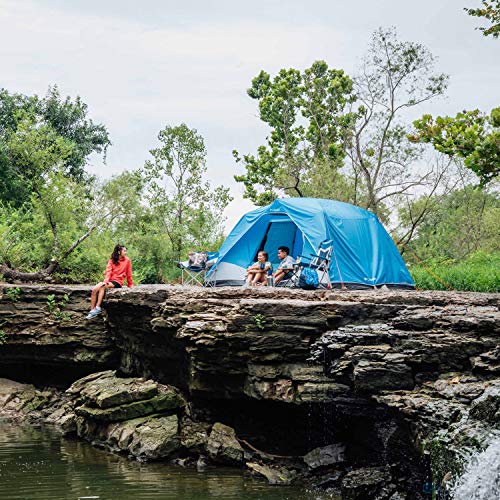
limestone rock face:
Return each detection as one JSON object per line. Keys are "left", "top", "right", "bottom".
{"left": 207, "top": 422, "right": 245, "bottom": 464}
{"left": 0, "top": 285, "right": 119, "bottom": 384}
{"left": 0, "top": 285, "right": 499, "bottom": 496}
{"left": 469, "top": 383, "right": 500, "bottom": 425}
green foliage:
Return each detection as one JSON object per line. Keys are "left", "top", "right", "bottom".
{"left": 410, "top": 108, "right": 500, "bottom": 184}
{"left": 5, "top": 287, "right": 21, "bottom": 302}
{"left": 234, "top": 60, "right": 357, "bottom": 205}
{"left": 0, "top": 86, "right": 110, "bottom": 207}
{"left": 46, "top": 293, "right": 71, "bottom": 321}
{"left": 143, "top": 123, "right": 231, "bottom": 267}
{"left": 0, "top": 329, "right": 6, "bottom": 345}
{"left": 251, "top": 313, "right": 267, "bottom": 330}
{"left": 398, "top": 186, "right": 499, "bottom": 261}
{"left": 46, "top": 294, "right": 57, "bottom": 313}
{"left": 465, "top": 0, "right": 500, "bottom": 38}
{"left": 0, "top": 172, "right": 88, "bottom": 266}
{"left": 409, "top": 251, "right": 500, "bottom": 292}
{"left": 247, "top": 313, "right": 278, "bottom": 331}
{"left": 0, "top": 167, "right": 148, "bottom": 283}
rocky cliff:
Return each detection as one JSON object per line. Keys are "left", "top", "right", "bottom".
{"left": 0, "top": 284, "right": 498, "bottom": 499}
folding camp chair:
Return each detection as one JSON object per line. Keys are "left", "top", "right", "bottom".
{"left": 176, "top": 251, "right": 218, "bottom": 287}
{"left": 293, "top": 240, "right": 333, "bottom": 289}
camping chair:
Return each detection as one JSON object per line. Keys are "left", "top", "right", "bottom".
{"left": 293, "top": 240, "right": 333, "bottom": 289}
{"left": 176, "top": 251, "right": 218, "bottom": 287}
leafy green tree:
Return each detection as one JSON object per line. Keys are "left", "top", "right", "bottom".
{"left": 143, "top": 123, "right": 231, "bottom": 265}
{"left": 0, "top": 86, "right": 110, "bottom": 206}
{"left": 0, "top": 169, "right": 144, "bottom": 282}
{"left": 234, "top": 61, "right": 357, "bottom": 205}
{"left": 465, "top": 0, "right": 500, "bottom": 38}
{"left": 398, "top": 185, "right": 499, "bottom": 261}
{"left": 409, "top": 108, "right": 500, "bottom": 184}
{"left": 345, "top": 28, "right": 449, "bottom": 218}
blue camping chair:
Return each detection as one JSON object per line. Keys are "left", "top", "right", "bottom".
{"left": 294, "top": 240, "right": 334, "bottom": 289}
{"left": 176, "top": 251, "right": 218, "bottom": 287}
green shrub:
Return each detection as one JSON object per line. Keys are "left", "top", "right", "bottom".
{"left": 5, "top": 287, "right": 21, "bottom": 302}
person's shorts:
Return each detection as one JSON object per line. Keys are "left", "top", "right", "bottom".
{"left": 109, "top": 281, "right": 122, "bottom": 288}
{"left": 278, "top": 268, "right": 294, "bottom": 279}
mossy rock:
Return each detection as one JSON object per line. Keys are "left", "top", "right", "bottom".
{"left": 75, "top": 373, "right": 159, "bottom": 409}
{"left": 75, "top": 388, "right": 185, "bottom": 422}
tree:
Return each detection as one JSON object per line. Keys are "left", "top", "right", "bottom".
{"left": 0, "top": 86, "right": 111, "bottom": 206}
{"left": 345, "top": 28, "right": 449, "bottom": 218}
{"left": 465, "top": 0, "right": 500, "bottom": 38}
{"left": 234, "top": 61, "right": 357, "bottom": 205}
{"left": 0, "top": 168, "right": 143, "bottom": 282}
{"left": 409, "top": 107, "right": 500, "bottom": 184}
{"left": 398, "top": 184, "right": 499, "bottom": 261}
{"left": 143, "top": 124, "right": 231, "bottom": 264}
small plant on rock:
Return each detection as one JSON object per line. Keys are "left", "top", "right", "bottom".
{"left": 5, "top": 287, "right": 21, "bottom": 302}
{"left": 245, "top": 313, "right": 278, "bottom": 332}
{"left": 252, "top": 313, "right": 267, "bottom": 330}
{"left": 47, "top": 293, "right": 71, "bottom": 321}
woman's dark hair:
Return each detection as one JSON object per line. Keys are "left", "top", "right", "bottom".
{"left": 258, "top": 250, "right": 268, "bottom": 260}
{"left": 111, "top": 244, "right": 126, "bottom": 265}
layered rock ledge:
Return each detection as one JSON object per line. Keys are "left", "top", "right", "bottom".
{"left": 0, "top": 285, "right": 498, "bottom": 499}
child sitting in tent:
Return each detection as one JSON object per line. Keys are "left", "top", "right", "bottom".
{"left": 246, "top": 250, "right": 272, "bottom": 287}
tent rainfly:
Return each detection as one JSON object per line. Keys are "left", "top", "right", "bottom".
{"left": 205, "top": 198, "right": 415, "bottom": 289}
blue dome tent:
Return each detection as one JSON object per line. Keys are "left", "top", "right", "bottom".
{"left": 205, "top": 198, "right": 414, "bottom": 289}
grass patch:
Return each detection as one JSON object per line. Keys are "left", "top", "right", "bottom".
{"left": 409, "top": 252, "right": 500, "bottom": 292}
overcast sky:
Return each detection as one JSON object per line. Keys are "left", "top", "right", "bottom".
{"left": 1, "top": 0, "right": 498, "bottom": 229}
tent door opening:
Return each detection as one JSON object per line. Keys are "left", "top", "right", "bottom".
{"left": 255, "top": 219, "right": 302, "bottom": 268}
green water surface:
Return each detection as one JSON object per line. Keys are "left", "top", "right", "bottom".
{"left": 0, "top": 421, "right": 338, "bottom": 500}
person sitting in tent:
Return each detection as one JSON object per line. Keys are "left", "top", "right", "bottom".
{"left": 246, "top": 250, "right": 272, "bottom": 287}
{"left": 273, "top": 246, "right": 295, "bottom": 285}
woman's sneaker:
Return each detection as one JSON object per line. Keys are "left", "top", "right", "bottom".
{"left": 86, "top": 307, "right": 102, "bottom": 319}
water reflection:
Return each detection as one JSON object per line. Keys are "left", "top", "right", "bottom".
{"left": 0, "top": 421, "right": 338, "bottom": 499}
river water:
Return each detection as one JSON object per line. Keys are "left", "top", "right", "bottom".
{"left": 0, "top": 421, "right": 337, "bottom": 500}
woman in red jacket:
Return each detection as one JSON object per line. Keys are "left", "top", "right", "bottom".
{"left": 86, "top": 244, "right": 133, "bottom": 319}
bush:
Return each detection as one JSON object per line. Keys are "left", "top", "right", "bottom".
{"left": 409, "top": 252, "right": 500, "bottom": 292}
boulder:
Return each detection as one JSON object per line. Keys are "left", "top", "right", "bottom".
{"left": 246, "top": 462, "right": 297, "bottom": 485}
{"left": 79, "top": 413, "right": 180, "bottom": 460}
{"left": 303, "top": 443, "right": 346, "bottom": 469}
{"left": 128, "top": 414, "right": 180, "bottom": 459}
{"left": 75, "top": 386, "right": 185, "bottom": 422}
{"left": 80, "top": 375, "right": 159, "bottom": 409}
{"left": 207, "top": 422, "right": 244, "bottom": 464}
{"left": 341, "top": 466, "right": 394, "bottom": 499}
